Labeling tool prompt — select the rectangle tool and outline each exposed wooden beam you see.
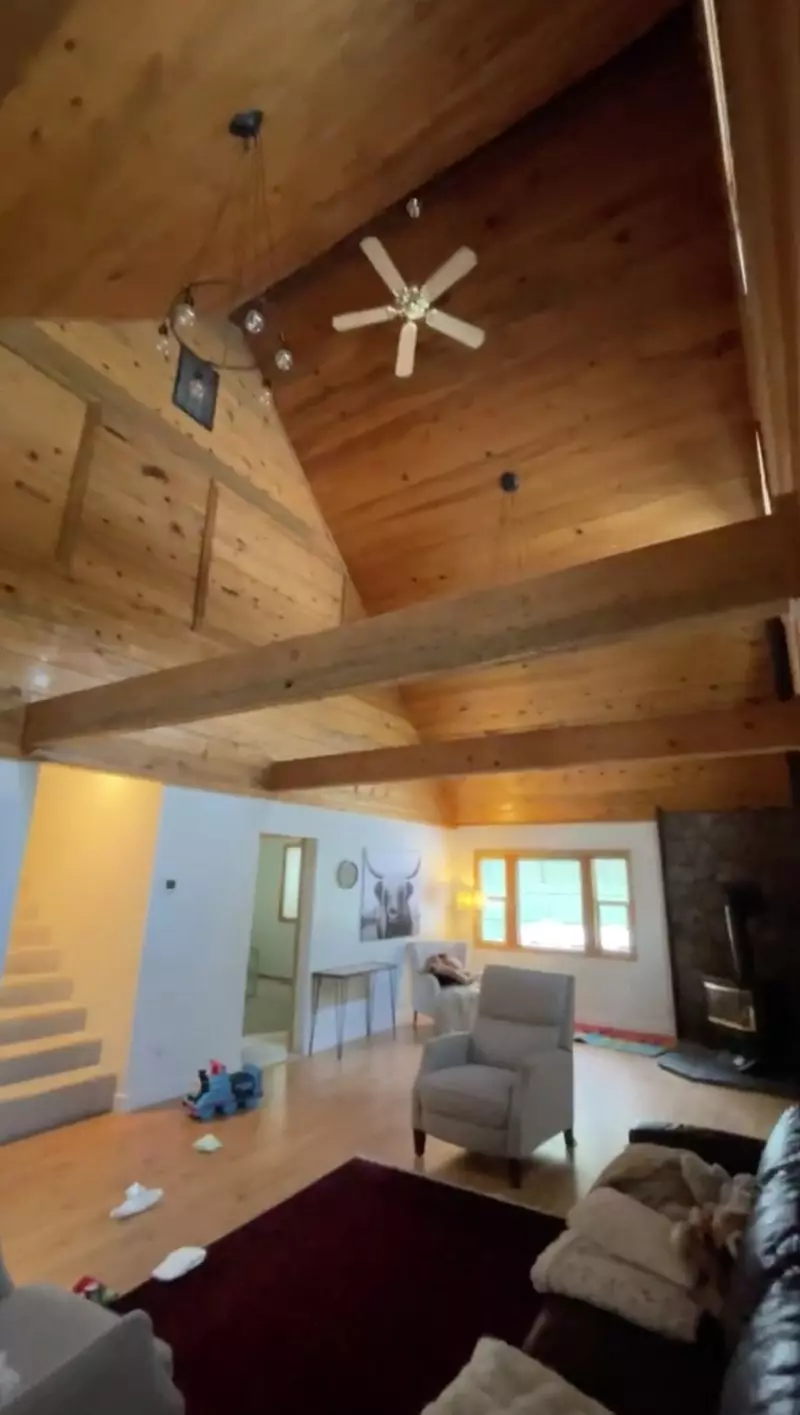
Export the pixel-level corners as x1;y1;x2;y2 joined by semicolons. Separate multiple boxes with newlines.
708;1;800;502
263;699;800;790
54;399;101;570
18;505;800;750
0;321;333;560
191;480;218;632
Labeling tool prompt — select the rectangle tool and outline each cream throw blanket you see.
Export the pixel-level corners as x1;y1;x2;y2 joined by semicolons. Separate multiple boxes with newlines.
531;1145;757;1340
421;1338;613;1415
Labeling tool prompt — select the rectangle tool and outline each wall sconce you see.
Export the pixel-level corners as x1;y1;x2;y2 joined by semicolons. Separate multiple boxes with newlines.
455;886;485;913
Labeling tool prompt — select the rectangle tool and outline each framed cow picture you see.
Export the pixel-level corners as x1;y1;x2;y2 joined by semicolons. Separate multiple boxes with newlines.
360;849;423;942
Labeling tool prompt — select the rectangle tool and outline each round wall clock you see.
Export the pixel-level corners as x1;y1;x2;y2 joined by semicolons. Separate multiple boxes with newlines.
336;860;359;890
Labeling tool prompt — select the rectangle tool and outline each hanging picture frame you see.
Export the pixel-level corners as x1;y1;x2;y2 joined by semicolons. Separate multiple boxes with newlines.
172;345;219;431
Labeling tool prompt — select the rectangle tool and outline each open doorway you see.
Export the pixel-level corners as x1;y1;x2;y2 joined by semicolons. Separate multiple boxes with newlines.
242;834;312;1066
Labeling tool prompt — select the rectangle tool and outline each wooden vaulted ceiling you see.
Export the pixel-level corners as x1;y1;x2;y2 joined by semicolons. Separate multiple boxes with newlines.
0;0;676;318
0;1;793;826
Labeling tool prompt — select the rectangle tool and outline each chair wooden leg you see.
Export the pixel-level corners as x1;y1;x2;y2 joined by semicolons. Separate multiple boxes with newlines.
508;1158;523;1188
564;1127;576;1151
413;1128;426;1157
413;1011;418;1033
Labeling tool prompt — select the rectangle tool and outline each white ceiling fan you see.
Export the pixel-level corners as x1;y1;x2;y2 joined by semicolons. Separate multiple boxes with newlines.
331;236;486;377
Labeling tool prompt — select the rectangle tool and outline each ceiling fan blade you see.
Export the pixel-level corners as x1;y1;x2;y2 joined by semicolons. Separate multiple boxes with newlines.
332;306;394;331
395;321;418;378
360;236;406;296
420;247;477;303
425;307;485;350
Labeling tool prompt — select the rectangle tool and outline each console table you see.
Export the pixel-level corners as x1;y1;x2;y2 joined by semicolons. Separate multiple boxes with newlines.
308;961;397;1059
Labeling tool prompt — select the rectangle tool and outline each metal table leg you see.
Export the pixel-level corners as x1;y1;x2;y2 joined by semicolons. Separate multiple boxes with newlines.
388;965;397;1038
365;972;374;1038
308;972;323;1055
335;976;348;1060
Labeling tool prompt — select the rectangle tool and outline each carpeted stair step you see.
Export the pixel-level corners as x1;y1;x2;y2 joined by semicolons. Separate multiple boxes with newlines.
4;946;62;976
0;1033;102;1086
0;1067;116;1144
0;1002;87;1046
0;974;73;1008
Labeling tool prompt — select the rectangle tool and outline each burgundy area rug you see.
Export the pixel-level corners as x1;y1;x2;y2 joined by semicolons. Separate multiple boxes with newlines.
117;1157;564;1415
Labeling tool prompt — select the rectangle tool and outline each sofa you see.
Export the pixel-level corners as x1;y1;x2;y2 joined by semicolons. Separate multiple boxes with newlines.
523;1105;800;1415
0;1248;183;1414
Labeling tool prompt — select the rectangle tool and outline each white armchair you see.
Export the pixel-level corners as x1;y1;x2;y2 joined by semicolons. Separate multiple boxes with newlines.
407;941;470;1031
412;964;575;1187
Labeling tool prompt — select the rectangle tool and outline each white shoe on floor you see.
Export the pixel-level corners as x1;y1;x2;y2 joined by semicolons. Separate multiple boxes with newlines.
109;1182;164;1220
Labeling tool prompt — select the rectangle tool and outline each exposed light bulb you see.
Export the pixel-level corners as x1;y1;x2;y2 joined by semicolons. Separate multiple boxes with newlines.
244;307;266;335
406;195;422;219
175;301;196;330
188;375;205;400
274;346;293;373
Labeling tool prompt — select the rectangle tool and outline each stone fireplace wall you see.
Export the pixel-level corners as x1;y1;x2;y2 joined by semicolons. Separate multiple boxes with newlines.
657;808;800;1057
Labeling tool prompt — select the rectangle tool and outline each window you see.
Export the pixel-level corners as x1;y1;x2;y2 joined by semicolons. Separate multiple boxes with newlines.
474;851;633;958
279;843;303;922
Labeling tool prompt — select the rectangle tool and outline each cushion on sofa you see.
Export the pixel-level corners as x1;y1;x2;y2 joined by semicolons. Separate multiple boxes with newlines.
720;1270;800;1415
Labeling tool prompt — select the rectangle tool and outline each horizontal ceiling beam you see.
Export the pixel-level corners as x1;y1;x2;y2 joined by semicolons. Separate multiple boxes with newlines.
20;504;800;750
263;699;800;790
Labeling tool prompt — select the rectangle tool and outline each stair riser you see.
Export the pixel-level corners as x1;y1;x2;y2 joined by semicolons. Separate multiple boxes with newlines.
0;1037;101;1086
0;977;73;1008
4;949;62;976
0;1006;87;1046
0;1073;115;1144
11;924;50;949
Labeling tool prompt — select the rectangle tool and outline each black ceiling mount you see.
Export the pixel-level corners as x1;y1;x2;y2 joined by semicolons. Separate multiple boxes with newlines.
499;470;520;494
228;109;264;142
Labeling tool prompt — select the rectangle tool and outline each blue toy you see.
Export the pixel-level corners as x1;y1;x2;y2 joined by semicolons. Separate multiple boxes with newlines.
183;1059;263;1121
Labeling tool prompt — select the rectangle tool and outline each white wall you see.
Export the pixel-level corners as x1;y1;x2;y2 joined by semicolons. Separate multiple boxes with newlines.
0;761;38;974
451;822;674;1037
123;787;449;1108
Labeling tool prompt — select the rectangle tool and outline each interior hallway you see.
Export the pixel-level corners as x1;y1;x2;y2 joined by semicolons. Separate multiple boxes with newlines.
0;1027;784;1296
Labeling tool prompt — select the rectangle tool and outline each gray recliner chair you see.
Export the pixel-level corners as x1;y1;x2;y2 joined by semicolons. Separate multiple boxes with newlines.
412;965;575;1187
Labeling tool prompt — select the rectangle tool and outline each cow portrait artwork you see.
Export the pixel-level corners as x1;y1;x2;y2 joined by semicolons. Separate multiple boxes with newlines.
360;850;423;941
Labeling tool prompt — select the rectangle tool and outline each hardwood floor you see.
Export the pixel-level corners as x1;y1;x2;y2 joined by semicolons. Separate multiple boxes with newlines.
0;1027;785;1295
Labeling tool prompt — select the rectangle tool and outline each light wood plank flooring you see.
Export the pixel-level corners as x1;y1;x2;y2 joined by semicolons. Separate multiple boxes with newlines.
0;1027;785;1294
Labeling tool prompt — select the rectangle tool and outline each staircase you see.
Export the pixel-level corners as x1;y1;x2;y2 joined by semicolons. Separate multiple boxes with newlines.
0;903;116;1143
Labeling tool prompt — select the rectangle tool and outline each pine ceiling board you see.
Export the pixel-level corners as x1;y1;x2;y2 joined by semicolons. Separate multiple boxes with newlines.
451;756;790;825
0;345;84;561
73;424;206;627
0;320;444;822
404;610;774;738
270;14;759;616
37;323;339;553
0;0;677;317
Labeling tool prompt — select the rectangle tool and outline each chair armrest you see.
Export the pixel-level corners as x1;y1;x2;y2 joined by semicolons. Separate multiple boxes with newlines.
418;1030;471;1075
628;1122;764;1175
513;1048;573;1154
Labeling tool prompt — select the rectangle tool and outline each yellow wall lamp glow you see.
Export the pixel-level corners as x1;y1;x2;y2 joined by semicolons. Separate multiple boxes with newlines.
455;886;486;912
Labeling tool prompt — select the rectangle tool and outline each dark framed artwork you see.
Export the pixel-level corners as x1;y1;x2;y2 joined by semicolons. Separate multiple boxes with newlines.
172;345;219;430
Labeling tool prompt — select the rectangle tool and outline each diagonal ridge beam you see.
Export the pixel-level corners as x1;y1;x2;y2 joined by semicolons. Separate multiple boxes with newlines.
20;503;800;751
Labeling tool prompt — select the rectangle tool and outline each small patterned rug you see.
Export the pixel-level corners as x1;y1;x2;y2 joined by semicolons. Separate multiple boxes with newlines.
575;1030;666;1057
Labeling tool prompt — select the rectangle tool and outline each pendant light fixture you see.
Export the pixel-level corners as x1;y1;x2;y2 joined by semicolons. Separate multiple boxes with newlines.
159;108;291;429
